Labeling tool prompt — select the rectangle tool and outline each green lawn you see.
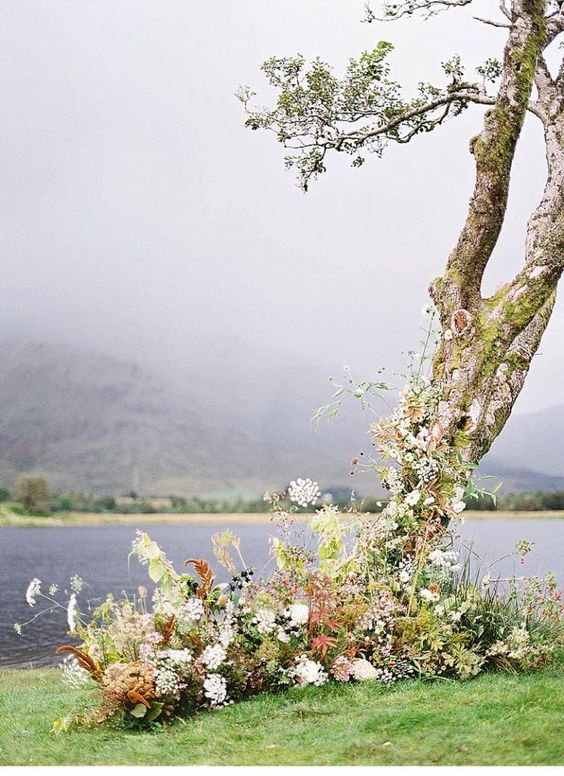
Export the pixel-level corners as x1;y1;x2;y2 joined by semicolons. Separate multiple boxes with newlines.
1;665;563;765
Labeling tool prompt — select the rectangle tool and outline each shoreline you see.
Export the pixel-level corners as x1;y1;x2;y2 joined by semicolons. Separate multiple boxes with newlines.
1;509;564;527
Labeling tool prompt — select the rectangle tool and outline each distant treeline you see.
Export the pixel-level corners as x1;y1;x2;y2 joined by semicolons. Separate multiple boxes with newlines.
3;478;564;514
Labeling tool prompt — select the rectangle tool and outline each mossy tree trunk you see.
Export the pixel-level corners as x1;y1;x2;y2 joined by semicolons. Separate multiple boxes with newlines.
429;0;564;465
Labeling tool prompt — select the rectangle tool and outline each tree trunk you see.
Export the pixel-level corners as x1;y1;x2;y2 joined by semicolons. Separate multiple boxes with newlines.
427;0;563;470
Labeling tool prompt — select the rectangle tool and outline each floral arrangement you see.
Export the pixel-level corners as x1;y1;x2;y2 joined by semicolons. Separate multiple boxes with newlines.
17;312;564;730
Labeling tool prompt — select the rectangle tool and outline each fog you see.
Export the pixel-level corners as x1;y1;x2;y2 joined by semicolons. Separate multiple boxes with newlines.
1;0;562;414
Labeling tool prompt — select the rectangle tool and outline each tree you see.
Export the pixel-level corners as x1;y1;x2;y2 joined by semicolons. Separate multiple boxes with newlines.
14;473;50;512
241;1;563;500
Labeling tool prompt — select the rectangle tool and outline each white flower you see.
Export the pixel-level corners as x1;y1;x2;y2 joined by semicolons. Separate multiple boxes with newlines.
253;607;277;635
201;644;226;670
404;490;420;507
288;603;309;626
61;656;91;688
350;658;379;682
443;329;453;341
203;674;228;707
67;593;79;632
277;628;290;643
70;575;83;593
419;588;440;603
287;478;321;508
155;664;185;696
25;578;41;607
421;303;434;316
160;648;192;668
399;570;410;584
176;597;205;626
292;654;327;687
451;499;466;514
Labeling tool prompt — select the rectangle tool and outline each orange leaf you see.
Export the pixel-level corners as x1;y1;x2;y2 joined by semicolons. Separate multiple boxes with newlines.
184;558;215;599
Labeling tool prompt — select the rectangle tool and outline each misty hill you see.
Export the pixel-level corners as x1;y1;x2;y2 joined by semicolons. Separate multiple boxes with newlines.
0;341;365;496
0;340;562;497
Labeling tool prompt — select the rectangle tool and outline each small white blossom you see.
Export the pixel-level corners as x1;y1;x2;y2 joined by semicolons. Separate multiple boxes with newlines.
419;588;440;603
443;329;453;341
291;654;327;687
287;478;321;508
253;607;277;635
67;593;79;632
201;644;226;670
288;603;309;626
26;578;41;607
421;303;434;316
277;628;290;643
176;597;205;627
61;656;91;689
70;575;83;593
399;570;410;584
350;658;379;682
404;490;421;507
203;673;228;707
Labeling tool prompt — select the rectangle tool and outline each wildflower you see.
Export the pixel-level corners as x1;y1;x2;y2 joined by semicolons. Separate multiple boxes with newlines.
415;457;440;483
287;478;321;508
421;303;434;316
13;623;22;635
253;607;277;635
419;588;440;603
48;584;59;596
159;648;192;668
331;656;353;682
203;674;228;707
291;654;327;687
399;570;410;584
201;644;226;670
404;490;420;507
176;597;205;627
61;656;91;689
428;549;460;572
70;575;83;593
350;658;379;682
155;664;185;697
443;329;453;341
277;628;290;643
67;593;79;632
26;578;41;607
288;603;309;626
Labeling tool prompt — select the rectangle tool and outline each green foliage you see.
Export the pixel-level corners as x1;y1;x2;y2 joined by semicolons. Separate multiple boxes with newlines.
239;43;480;190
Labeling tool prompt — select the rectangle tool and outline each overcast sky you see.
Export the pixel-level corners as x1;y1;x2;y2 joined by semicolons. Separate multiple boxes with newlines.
0;0;561;415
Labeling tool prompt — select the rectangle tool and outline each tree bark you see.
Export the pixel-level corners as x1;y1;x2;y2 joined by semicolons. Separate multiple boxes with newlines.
428;0;563;467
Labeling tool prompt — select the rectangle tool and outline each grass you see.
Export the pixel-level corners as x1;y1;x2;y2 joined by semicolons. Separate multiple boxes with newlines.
1;509;563;527
1;665;563;765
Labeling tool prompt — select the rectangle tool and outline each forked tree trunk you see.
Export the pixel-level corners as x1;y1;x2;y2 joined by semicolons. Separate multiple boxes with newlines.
427;0;564;468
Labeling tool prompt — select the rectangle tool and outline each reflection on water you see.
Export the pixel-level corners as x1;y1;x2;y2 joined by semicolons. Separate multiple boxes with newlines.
1;519;563;668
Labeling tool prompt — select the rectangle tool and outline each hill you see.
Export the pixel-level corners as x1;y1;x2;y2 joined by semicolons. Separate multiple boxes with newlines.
0;340;561;496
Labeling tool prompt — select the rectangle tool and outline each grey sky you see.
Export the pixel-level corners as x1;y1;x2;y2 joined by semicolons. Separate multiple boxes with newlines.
0;0;561;414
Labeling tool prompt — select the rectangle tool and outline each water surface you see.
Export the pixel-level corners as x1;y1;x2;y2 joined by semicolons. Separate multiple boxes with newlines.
1;519;562;668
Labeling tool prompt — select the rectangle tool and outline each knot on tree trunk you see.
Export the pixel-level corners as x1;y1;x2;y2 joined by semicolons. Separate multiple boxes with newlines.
450;309;474;337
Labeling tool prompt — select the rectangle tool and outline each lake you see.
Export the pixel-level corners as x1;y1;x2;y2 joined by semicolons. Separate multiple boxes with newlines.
1;519;563;668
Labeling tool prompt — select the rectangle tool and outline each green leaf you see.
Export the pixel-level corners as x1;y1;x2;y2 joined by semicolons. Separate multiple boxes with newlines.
129;703;148;718
148;558;166;583
145;702;165;723
51;716;73;735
